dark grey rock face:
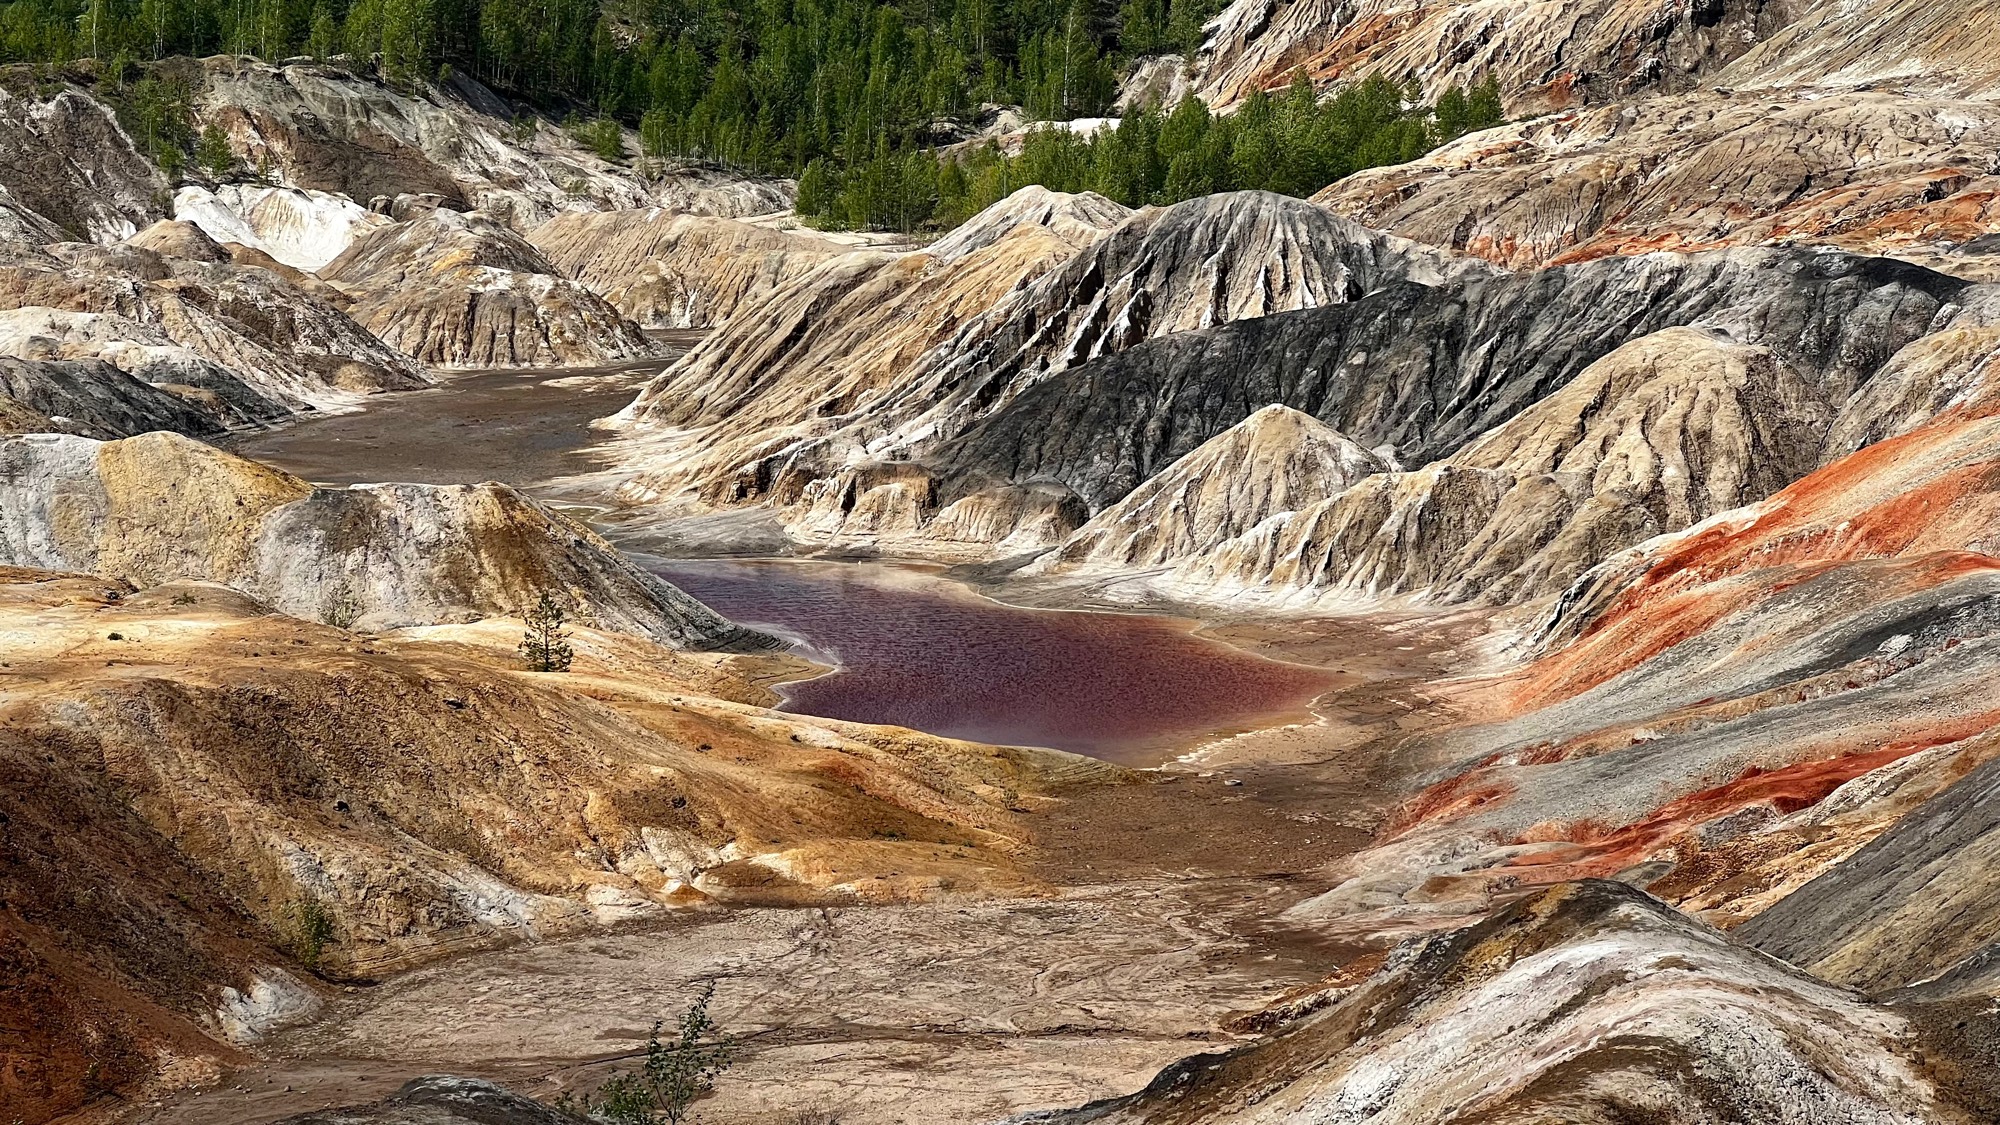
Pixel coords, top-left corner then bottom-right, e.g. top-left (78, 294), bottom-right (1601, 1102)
top-left (0, 356), bottom-right (246, 437)
top-left (896, 191), bottom-right (1490, 461)
top-left (0, 88), bottom-right (166, 242)
top-left (1739, 741), bottom-right (2000, 996)
top-left (931, 248), bottom-right (1968, 511)
top-left (272, 1076), bottom-right (587, 1125)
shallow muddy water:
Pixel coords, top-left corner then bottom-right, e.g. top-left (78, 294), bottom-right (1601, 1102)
top-left (646, 557), bottom-right (1334, 763)
top-left (231, 356), bottom-right (1334, 765)
top-left (225, 344), bottom-right (694, 487)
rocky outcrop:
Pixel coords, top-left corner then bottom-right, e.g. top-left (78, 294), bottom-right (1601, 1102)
top-left (0, 304), bottom-right (298, 428)
top-left (1114, 55), bottom-right (1192, 111)
top-left (191, 56), bottom-right (790, 229)
top-left (1450, 328), bottom-right (1831, 524)
top-left (0, 183), bottom-right (64, 246)
top-left (321, 209), bottom-right (657, 368)
top-left (1822, 324), bottom-right (2000, 461)
top-left (1315, 89), bottom-right (2000, 273)
top-left (0, 431), bottom-right (766, 647)
top-left (1031, 404), bottom-right (1386, 573)
top-left (1190, 0), bottom-right (1803, 112)
top-left (174, 182), bottom-right (392, 272)
top-left (632, 190), bottom-right (1471, 429)
top-left (1063, 881), bottom-right (1958, 1125)
top-left (526, 208), bottom-right (843, 328)
top-left (123, 216), bottom-right (234, 263)
top-left (0, 84), bottom-right (165, 242)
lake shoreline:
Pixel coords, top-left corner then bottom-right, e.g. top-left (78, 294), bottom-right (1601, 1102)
top-left (147, 353), bottom-right (1488, 1125)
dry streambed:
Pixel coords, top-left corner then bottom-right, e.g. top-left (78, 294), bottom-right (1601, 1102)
top-left (124, 878), bottom-right (1358, 1125)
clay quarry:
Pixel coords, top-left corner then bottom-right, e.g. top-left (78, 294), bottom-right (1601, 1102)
top-left (7, 4), bottom-right (2000, 1123)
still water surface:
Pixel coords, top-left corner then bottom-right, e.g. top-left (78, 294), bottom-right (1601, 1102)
top-left (232, 362), bottom-right (1336, 765)
top-left (647, 557), bottom-right (1334, 764)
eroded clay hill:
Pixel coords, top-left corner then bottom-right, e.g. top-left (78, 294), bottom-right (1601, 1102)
top-left (0, 431), bottom-right (762, 646)
top-left (0, 56), bottom-right (797, 428)
top-left (1051, 882), bottom-right (1968, 1124)
top-left (0, 211), bottom-right (424, 433)
top-left (320, 209), bottom-right (657, 368)
top-left (0, 565), bottom-right (1115, 1123)
top-left (1253, 360), bottom-right (2000, 1062)
top-left (1306, 0), bottom-right (2000, 274)
top-left (526, 209), bottom-right (845, 329)
top-left (1157, 324), bottom-right (1836, 605)
top-left (1026, 404), bottom-right (1387, 574)
top-left (624, 197), bottom-right (1975, 596)
top-left (190, 56), bottom-right (790, 227)
top-left (1190, 0), bottom-right (1800, 112)
top-left (14, 4), bottom-right (2000, 1121)
top-left (607, 187), bottom-right (1134, 557)
top-left (0, 83), bottom-right (426, 433)
top-left (0, 401), bottom-right (1122, 1125)
top-left (616, 189), bottom-right (1485, 555)
top-left (1037, 405), bottom-right (2000, 1125)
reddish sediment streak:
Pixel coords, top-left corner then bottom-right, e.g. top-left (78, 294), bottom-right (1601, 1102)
top-left (1497, 709), bottom-right (2000, 883)
top-left (1511, 413), bottom-right (2000, 711)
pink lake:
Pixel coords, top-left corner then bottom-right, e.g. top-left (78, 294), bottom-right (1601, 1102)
top-left (643, 557), bottom-right (1334, 765)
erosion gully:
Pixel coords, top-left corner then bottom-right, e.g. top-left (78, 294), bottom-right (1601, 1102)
top-left (141, 342), bottom-right (1468, 1125)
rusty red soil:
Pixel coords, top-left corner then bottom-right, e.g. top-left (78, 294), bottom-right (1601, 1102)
top-left (1498, 723), bottom-right (2000, 885)
top-left (1510, 413), bottom-right (2000, 711)
top-left (1244, 11), bottom-right (1416, 98)
top-left (1383, 767), bottom-right (1516, 838)
top-left (1385, 703), bottom-right (2000, 889)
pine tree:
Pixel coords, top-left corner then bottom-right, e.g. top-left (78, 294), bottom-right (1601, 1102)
top-left (196, 122), bottom-right (237, 179)
top-left (520, 590), bottom-right (574, 672)
top-left (796, 156), bottom-right (835, 219)
top-left (589, 115), bottom-right (624, 161)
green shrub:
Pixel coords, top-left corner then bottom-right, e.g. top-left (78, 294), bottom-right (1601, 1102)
top-left (591, 983), bottom-right (734, 1124)
top-left (195, 121), bottom-right (236, 178)
top-left (290, 897), bottom-right (337, 969)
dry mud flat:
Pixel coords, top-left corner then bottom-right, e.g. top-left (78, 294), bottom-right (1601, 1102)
top-left (117, 744), bottom-right (1413, 1125)
top-left (125, 877), bottom-right (1353, 1125)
